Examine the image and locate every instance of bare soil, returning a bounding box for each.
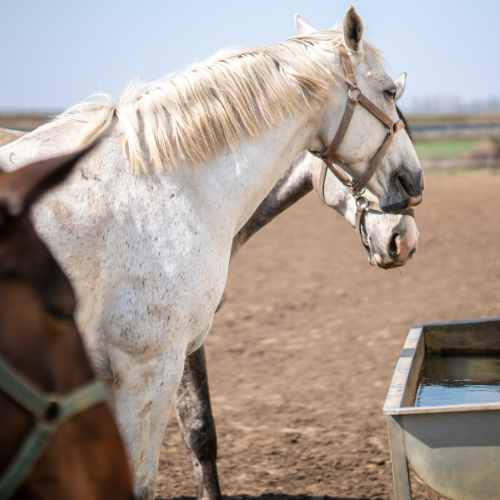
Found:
[156,171,500,500]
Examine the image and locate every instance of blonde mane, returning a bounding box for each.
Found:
[60,29,384,175]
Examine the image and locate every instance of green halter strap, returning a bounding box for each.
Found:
[0,354,109,499]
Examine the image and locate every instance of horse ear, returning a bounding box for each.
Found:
[394,73,407,102]
[343,6,364,53]
[294,14,316,35]
[0,143,96,217]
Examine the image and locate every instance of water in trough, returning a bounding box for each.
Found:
[415,354,500,407]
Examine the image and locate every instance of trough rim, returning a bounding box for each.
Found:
[383,317,500,416]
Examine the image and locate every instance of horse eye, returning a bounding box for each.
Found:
[385,89,397,100]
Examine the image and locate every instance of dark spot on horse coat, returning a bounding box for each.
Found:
[81,169,101,182]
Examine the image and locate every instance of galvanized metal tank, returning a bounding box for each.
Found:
[384,318,500,500]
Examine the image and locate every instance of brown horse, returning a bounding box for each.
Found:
[0,148,134,500]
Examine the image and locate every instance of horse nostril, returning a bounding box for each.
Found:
[389,233,399,257]
[398,170,422,198]
[398,175,410,197]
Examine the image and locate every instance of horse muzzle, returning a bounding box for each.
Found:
[368,215,418,269]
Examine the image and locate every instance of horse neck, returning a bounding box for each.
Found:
[230,151,313,259]
[196,113,321,244]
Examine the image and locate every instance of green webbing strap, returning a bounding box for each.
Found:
[57,379,109,420]
[0,353,109,500]
[0,421,56,499]
[0,357,51,420]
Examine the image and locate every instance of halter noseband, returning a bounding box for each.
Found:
[310,43,406,196]
[0,354,108,499]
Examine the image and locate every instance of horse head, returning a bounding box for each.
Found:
[297,7,424,214]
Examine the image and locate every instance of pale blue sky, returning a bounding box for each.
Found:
[1,1,498,113]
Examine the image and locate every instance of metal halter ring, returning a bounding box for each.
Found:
[348,87,361,100]
[356,197,367,210]
[355,187,366,198]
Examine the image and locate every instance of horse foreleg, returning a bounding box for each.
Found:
[112,349,185,500]
[175,345,222,500]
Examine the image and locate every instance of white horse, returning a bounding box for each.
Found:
[0,7,423,498]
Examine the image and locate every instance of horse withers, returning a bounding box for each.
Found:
[0,149,134,500]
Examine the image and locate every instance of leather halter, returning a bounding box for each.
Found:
[315,161,414,255]
[310,43,405,196]
[0,354,108,499]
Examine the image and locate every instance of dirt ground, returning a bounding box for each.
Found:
[156,171,500,500]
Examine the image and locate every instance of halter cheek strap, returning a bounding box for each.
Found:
[310,43,405,196]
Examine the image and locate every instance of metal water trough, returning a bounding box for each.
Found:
[384,317,500,500]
